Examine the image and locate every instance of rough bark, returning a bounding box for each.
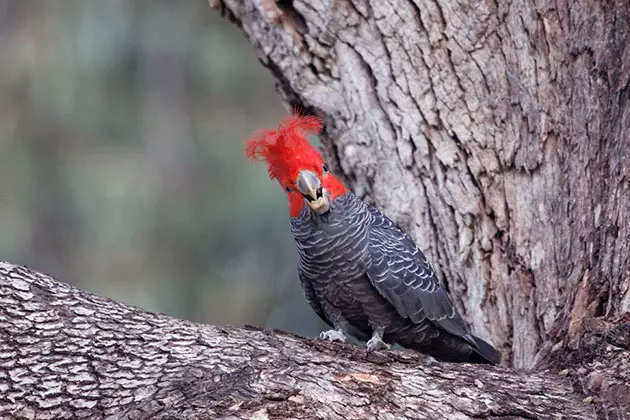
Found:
[0,262,603,419]
[212,0,630,370]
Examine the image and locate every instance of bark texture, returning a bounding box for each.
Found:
[0,262,602,419]
[213,0,630,371]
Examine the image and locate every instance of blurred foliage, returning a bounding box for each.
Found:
[0,0,323,337]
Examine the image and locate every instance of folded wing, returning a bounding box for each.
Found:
[365,206,477,348]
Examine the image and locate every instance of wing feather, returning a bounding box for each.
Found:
[365,206,475,346]
[298,263,332,327]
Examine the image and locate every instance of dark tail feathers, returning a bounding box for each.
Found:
[469,335,501,365]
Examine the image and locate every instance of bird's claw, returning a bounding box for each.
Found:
[318,329,347,343]
[366,335,390,352]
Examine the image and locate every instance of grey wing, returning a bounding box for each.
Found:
[297,264,332,327]
[365,207,475,345]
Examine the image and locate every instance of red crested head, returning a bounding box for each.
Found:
[245,113,348,217]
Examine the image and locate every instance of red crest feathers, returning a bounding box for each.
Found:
[245,113,323,182]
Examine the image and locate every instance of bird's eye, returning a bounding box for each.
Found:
[285,186,293,193]
[322,164,329,174]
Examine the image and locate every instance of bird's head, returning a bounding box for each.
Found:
[245,113,348,217]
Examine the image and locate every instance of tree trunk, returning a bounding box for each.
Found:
[0,262,604,419]
[212,0,630,370]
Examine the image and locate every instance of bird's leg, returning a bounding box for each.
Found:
[366,328,390,352]
[318,311,351,343]
[318,329,347,342]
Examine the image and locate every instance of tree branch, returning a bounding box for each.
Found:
[0,262,596,419]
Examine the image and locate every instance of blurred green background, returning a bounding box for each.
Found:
[0,0,324,337]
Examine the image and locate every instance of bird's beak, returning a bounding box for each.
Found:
[297,170,329,215]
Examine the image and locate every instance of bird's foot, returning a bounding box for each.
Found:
[366,335,390,352]
[318,329,347,343]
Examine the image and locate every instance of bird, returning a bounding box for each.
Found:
[244,112,500,364]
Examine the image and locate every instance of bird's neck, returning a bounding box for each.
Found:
[289,191,368,247]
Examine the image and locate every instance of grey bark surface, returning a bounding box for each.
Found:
[0,262,600,419]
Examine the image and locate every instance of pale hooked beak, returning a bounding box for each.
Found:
[296,170,330,215]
